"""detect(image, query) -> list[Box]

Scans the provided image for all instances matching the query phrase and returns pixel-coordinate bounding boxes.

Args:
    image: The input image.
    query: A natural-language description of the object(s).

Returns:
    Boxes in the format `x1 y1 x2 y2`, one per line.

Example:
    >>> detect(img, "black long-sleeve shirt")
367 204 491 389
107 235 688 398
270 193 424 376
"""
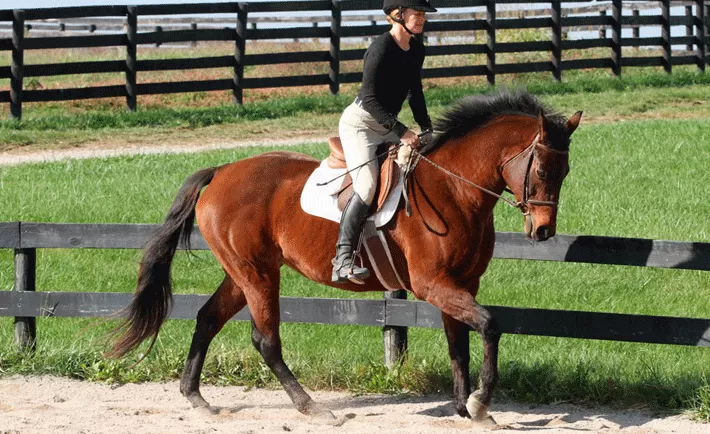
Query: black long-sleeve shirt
356 32 432 138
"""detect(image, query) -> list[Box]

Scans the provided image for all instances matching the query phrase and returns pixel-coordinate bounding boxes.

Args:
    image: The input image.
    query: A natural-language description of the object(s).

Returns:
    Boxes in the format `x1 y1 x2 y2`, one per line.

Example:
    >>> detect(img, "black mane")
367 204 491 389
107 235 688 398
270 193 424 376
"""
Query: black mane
431 89 569 150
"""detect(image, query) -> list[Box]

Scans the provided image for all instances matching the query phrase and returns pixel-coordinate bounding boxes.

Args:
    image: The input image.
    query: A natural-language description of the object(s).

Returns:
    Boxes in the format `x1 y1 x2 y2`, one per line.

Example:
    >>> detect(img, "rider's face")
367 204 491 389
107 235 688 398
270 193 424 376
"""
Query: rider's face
401 8 427 34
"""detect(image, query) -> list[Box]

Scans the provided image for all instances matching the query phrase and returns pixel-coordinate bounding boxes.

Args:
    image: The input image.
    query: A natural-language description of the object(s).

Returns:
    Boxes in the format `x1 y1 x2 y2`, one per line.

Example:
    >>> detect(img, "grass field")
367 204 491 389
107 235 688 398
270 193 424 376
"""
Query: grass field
1 82 709 419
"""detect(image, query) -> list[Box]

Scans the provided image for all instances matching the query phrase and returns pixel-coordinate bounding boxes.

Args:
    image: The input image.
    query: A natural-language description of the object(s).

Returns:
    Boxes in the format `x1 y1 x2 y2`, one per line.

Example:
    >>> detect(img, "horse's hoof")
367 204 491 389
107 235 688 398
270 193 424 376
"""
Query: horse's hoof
466 392 496 427
185 392 210 409
191 405 218 416
305 402 337 423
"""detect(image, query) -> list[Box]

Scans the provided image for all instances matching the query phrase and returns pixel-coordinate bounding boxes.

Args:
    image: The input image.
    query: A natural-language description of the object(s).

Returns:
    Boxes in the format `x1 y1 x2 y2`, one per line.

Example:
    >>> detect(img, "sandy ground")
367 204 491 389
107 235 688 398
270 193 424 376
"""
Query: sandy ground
0 136 329 167
0 375 705 434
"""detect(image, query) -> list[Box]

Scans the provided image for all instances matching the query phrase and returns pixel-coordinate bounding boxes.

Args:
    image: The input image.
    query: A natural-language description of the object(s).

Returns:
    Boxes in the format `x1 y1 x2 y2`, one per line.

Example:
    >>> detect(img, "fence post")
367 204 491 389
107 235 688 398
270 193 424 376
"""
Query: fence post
632 9 640 42
329 0 341 95
154 25 163 47
10 9 24 120
191 22 198 47
686 6 693 51
486 1 495 86
696 0 705 72
234 2 248 105
661 0 671 73
126 6 137 112
383 290 407 368
14 248 37 353
611 0 622 77
599 10 607 39
551 0 562 81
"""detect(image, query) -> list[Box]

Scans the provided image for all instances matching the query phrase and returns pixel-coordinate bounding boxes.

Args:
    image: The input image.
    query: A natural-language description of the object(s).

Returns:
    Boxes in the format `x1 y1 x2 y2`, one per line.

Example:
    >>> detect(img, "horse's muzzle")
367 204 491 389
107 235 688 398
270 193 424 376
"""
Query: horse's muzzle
525 214 555 241
533 225 552 241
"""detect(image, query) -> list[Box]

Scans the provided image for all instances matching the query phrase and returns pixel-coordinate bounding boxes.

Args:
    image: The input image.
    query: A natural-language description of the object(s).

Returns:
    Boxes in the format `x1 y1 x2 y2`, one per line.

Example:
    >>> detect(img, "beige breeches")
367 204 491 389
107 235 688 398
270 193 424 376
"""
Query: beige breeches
338 102 401 206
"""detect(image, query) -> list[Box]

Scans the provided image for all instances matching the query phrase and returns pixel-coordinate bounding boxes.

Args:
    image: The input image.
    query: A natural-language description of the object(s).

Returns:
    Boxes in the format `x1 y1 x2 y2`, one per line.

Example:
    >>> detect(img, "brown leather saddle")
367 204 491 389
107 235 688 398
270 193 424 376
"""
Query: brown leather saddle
326 137 401 212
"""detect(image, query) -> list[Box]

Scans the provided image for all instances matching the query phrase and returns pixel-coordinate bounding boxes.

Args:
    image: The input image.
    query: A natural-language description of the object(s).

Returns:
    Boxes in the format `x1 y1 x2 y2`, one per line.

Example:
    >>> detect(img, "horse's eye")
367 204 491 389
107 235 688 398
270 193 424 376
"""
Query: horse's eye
536 169 547 179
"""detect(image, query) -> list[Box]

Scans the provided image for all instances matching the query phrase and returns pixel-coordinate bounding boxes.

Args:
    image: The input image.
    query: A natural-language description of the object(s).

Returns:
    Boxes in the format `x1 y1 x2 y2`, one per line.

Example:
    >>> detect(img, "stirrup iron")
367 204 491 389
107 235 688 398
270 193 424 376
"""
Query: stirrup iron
346 234 369 284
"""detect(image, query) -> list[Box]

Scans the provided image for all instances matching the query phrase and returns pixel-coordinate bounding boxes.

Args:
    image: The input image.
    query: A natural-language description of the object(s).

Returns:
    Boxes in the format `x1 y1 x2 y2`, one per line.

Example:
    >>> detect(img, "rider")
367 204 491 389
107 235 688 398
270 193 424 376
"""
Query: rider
332 0 436 284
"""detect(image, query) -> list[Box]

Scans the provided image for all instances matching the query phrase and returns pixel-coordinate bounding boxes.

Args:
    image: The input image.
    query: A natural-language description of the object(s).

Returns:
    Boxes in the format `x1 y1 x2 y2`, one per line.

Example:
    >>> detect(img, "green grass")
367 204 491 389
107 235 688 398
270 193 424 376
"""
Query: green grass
1 112 709 414
689 380 710 422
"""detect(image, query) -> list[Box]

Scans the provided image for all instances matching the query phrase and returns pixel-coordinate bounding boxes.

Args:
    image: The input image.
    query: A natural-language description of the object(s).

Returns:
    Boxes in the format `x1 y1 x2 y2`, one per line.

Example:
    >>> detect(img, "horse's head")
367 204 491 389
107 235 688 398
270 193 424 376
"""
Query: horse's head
502 110 582 241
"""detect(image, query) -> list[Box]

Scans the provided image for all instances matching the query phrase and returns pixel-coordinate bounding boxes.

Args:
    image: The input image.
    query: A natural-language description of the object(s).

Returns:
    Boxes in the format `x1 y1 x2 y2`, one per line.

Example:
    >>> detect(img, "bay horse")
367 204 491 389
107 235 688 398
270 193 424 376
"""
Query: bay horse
109 89 582 426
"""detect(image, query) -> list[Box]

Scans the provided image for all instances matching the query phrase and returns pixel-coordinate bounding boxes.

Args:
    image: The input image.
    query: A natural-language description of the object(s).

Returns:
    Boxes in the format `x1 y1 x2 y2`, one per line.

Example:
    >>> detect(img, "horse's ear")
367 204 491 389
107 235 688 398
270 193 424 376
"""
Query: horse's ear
566 111 583 135
537 110 546 140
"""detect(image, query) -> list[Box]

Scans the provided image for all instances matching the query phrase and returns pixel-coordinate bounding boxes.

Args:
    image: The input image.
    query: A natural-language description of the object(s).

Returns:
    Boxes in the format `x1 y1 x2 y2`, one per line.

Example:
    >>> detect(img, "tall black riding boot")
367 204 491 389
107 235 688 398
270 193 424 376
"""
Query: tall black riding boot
332 192 371 284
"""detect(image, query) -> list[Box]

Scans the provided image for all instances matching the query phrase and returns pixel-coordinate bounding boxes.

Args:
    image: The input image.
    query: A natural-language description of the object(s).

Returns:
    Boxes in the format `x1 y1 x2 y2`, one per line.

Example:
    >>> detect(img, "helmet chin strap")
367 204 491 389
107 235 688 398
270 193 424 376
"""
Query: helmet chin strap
392 7 416 35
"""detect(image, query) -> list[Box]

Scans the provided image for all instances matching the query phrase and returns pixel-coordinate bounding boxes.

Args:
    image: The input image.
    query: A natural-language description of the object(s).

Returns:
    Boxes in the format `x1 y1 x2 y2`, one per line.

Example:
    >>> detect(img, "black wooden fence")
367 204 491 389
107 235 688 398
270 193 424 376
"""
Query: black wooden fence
1 0 709 119
2 222 708 367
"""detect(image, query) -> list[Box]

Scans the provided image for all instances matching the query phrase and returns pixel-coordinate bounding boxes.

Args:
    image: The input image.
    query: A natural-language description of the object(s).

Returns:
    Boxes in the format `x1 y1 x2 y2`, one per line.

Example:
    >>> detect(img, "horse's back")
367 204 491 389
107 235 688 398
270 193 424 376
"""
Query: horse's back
196 150 318 247
200 149 316 205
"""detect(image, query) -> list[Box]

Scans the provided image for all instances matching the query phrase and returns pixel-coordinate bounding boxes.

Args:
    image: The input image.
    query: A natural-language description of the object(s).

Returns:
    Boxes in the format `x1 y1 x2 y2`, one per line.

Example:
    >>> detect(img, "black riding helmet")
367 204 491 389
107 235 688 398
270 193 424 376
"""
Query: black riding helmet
383 0 437 14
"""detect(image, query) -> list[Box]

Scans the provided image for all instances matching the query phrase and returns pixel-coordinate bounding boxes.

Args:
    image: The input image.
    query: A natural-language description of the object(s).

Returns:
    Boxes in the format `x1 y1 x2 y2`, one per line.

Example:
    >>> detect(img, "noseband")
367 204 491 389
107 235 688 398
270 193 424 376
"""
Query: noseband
412 133 567 216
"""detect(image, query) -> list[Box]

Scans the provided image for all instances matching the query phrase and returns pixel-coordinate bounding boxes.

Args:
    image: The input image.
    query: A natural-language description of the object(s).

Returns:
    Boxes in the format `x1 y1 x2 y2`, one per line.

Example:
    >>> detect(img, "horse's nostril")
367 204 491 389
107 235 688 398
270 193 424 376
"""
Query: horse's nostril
536 226 550 240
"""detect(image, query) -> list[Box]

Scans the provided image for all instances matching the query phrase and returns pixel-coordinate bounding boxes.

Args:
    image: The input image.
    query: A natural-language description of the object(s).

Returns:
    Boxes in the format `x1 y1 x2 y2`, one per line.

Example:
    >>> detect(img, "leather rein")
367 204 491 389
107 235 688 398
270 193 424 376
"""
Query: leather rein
409 133 567 216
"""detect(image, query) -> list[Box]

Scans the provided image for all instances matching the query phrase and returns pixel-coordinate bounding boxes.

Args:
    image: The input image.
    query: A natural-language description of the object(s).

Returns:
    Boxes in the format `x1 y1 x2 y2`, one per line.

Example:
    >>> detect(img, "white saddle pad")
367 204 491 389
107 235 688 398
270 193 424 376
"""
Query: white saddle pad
300 159 403 228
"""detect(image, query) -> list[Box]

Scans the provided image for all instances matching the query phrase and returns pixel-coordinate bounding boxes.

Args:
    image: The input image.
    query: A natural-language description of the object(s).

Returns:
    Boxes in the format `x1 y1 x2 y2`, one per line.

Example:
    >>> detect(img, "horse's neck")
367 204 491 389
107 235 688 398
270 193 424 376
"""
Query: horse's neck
425 118 535 214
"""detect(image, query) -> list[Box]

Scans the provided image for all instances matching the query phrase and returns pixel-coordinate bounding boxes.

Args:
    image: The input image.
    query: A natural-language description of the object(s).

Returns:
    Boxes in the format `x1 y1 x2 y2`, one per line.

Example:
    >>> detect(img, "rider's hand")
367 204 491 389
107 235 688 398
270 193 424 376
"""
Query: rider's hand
420 129 433 148
400 129 421 149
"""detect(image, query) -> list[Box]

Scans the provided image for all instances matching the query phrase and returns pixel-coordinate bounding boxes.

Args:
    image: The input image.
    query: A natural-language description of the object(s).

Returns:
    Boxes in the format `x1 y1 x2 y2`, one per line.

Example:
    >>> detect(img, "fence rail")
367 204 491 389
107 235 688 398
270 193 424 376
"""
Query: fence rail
2 222 709 364
1 0 710 118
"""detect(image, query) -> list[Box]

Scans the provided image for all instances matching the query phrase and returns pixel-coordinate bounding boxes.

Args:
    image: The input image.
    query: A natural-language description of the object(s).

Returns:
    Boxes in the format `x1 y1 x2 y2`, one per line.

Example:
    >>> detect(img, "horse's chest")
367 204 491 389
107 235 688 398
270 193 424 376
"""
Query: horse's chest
438 225 494 275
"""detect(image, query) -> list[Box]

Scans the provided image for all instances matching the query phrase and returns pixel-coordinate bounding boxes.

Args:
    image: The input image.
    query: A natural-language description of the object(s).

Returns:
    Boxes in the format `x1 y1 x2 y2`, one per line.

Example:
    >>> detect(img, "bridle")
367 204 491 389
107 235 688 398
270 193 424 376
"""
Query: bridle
500 134 568 212
411 133 567 216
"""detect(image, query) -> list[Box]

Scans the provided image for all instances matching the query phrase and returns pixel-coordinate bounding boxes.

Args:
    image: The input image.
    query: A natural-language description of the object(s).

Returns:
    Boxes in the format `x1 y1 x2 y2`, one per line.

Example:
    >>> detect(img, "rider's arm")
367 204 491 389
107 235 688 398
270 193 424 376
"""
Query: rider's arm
359 39 409 138
408 42 432 132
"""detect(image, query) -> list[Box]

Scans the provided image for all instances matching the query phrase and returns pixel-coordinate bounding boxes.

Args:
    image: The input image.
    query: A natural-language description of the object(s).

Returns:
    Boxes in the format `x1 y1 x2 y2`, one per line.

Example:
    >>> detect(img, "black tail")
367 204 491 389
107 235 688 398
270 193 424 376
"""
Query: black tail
108 166 219 359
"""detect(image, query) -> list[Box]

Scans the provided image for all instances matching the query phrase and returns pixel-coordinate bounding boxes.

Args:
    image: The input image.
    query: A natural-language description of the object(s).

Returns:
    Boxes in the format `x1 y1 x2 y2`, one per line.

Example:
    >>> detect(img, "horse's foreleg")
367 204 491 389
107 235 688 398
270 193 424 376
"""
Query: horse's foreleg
464 301 500 426
180 275 247 408
248 290 337 421
427 289 500 426
441 313 471 418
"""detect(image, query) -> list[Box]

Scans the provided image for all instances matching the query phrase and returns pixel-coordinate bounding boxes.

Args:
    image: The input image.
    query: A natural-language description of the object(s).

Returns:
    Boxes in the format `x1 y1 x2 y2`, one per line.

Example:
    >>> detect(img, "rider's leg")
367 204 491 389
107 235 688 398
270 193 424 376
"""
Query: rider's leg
332 104 377 283
333 103 401 284
333 105 376 283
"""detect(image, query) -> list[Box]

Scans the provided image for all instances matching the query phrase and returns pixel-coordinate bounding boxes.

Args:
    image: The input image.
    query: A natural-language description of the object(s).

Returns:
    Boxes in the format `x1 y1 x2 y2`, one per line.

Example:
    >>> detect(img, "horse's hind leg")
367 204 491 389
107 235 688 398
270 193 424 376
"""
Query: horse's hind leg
246 278 336 421
180 274 247 408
